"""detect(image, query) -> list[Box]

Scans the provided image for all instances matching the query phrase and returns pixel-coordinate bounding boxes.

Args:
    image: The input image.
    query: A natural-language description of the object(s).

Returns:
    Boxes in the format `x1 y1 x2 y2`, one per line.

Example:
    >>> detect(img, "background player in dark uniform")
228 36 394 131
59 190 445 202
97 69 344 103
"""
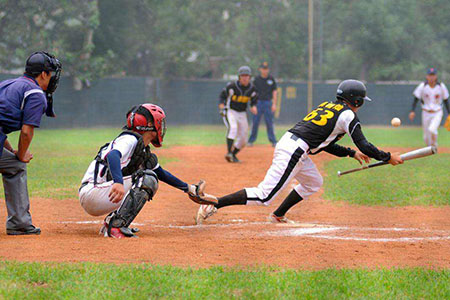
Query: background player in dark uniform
197 79 403 224
248 62 278 147
219 66 258 162
0 51 61 235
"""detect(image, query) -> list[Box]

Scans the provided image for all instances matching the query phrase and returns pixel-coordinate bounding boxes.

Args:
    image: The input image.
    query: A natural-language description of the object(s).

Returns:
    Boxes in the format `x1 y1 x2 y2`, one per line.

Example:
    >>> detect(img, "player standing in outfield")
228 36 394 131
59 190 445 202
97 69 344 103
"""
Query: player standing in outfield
409 68 450 147
196 80 403 224
0 52 61 235
79 104 214 238
248 62 278 147
219 66 258 163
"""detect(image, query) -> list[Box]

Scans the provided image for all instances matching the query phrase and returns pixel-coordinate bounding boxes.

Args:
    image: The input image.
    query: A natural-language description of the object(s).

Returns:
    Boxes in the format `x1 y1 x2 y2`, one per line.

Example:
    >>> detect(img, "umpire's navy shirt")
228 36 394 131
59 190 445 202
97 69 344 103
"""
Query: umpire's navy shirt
253 75 277 101
0 74 47 155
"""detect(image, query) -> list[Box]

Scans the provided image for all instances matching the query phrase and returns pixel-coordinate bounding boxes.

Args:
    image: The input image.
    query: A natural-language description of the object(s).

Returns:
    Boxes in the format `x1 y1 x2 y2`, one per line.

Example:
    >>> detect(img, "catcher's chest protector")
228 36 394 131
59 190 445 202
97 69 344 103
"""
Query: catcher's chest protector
94 130 152 184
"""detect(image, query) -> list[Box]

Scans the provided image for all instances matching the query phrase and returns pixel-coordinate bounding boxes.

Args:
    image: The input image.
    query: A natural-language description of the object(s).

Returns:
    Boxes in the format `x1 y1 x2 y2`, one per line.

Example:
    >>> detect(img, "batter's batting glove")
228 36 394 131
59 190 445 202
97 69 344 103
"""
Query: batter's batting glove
187 180 218 205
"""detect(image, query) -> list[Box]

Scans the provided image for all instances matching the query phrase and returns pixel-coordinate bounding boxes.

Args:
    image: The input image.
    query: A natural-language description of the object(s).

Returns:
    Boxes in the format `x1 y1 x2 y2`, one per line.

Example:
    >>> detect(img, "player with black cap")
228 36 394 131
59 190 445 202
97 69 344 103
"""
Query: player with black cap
0 51 61 235
196 79 403 225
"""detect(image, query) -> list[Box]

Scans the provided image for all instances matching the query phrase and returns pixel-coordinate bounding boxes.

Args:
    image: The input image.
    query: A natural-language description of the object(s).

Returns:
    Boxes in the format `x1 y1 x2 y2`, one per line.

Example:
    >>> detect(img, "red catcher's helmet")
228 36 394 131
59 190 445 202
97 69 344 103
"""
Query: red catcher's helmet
126 103 166 147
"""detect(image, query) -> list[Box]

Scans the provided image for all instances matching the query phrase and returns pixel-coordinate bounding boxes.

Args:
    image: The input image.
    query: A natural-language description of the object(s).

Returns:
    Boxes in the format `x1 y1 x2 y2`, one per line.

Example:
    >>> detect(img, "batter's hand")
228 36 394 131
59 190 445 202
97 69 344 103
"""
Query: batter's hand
250 106 257 115
388 152 403 166
409 111 415 121
271 103 277 113
109 183 125 203
353 151 370 165
17 150 33 163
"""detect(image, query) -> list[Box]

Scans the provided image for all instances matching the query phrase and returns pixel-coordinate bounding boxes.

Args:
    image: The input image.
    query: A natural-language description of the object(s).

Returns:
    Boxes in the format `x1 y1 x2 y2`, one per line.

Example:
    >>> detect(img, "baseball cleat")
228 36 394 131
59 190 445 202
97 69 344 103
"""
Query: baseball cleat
196 204 217 225
225 153 233 162
232 155 241 163
268 213 296 224
100 222 138 238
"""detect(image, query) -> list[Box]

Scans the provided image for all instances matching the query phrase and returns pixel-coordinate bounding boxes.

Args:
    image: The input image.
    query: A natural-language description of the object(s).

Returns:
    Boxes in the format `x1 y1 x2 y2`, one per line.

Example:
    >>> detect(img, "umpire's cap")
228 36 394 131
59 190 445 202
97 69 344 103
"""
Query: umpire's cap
336 79 371 108
238 66 252 76
25 51 61 76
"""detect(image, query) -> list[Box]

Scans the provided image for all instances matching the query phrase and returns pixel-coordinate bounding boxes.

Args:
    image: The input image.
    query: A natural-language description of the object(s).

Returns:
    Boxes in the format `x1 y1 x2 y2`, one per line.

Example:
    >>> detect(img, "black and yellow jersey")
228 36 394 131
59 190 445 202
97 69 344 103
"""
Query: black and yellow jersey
289 101 391 161
219 81 258 112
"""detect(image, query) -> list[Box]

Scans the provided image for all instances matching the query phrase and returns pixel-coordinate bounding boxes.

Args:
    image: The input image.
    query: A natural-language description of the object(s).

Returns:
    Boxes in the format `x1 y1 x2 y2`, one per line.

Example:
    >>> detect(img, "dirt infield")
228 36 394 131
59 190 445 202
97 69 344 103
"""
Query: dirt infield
0 145 449 269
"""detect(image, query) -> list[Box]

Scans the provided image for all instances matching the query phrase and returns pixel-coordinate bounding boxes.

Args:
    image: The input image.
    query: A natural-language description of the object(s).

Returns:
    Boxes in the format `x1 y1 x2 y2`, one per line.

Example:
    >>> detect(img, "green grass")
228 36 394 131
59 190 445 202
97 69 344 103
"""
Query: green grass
323 153 450 206
0 261 448 299
2 125 449 201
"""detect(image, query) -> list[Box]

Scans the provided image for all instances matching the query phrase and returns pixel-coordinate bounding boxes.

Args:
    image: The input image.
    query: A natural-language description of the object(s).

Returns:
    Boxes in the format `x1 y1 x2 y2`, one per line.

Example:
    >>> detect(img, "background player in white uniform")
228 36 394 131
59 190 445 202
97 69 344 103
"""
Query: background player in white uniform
197 80 403 224
79 103 211 238
409 68 450 147
219 66 258 163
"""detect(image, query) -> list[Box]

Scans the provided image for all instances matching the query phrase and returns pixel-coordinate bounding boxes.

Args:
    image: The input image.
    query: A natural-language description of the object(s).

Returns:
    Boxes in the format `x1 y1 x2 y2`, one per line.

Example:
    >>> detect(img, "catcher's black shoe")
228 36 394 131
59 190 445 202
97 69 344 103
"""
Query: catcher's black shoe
7 225 41 235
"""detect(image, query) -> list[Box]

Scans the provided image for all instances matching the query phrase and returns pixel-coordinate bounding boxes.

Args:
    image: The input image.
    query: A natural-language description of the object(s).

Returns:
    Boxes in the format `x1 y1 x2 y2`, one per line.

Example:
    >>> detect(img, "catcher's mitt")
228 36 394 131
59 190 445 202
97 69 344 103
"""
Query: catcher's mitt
444 115 450 131
187 180 218 205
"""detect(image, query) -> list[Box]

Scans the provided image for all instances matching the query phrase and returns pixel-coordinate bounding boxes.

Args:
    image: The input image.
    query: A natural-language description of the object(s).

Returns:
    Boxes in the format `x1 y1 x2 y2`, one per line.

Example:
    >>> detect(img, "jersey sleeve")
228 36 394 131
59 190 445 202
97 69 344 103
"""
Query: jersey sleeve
22 90 46 127
250 87 258 106
413 83 424 99
350 124 391 161
441 83 449 100
272 77 278 90
106 135 138 161
219 82 233 105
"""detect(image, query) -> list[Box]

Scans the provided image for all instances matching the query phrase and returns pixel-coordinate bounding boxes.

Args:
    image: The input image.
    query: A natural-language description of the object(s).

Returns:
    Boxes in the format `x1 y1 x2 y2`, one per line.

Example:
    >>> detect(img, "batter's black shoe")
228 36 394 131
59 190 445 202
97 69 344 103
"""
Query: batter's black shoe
7 225 41 236
232 155 241 163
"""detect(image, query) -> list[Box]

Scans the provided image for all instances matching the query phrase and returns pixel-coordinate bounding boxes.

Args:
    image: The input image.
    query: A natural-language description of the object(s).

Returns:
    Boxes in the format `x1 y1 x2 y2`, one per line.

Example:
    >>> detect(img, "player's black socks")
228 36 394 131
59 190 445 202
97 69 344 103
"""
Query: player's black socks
273 190 303 217
227 138 234 153
215 189 247 209
232 147 240 155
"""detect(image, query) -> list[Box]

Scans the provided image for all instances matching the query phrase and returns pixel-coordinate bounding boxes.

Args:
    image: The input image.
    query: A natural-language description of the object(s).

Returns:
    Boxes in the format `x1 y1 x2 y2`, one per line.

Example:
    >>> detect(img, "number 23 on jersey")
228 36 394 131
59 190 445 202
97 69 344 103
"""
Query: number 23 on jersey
303 102 344 126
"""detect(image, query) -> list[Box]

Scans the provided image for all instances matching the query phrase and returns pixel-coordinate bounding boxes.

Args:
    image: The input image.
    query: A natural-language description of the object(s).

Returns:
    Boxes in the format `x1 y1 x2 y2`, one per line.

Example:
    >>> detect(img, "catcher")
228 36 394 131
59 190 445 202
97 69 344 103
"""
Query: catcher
78 103 216 238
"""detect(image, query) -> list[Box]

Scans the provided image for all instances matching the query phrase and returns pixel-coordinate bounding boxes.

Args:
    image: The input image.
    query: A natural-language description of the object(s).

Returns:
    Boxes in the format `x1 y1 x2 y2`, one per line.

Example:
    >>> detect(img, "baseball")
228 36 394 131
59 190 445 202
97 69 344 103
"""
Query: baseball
391 117 401 127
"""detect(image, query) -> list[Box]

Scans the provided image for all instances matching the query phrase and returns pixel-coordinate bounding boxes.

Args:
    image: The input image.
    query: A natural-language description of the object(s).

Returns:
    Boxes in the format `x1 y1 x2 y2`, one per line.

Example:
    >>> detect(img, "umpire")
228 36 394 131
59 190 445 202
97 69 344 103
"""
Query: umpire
248 62 278 147
0 51 61 235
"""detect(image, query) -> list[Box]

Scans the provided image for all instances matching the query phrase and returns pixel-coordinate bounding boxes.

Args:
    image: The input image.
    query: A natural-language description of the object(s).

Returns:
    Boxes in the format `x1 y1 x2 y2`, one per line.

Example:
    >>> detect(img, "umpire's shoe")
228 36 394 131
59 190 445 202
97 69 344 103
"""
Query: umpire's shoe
7 225 41 235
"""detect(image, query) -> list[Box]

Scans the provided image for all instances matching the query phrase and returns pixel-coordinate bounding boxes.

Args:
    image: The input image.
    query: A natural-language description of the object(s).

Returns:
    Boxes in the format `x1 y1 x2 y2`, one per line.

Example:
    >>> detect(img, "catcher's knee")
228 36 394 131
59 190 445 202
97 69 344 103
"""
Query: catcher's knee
132 169 159 199
107 169 158 230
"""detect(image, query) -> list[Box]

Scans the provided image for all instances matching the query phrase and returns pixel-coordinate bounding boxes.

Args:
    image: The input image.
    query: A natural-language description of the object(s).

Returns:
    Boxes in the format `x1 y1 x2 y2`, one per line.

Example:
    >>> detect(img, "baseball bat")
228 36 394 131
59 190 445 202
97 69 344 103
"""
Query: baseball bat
337 146 437 177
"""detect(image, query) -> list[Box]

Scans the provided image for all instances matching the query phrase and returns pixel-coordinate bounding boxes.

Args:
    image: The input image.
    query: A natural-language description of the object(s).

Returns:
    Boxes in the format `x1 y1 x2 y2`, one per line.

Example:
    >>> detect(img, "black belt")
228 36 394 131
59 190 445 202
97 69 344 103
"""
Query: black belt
79 181 89 192
290 133 311 154
290 134 300 141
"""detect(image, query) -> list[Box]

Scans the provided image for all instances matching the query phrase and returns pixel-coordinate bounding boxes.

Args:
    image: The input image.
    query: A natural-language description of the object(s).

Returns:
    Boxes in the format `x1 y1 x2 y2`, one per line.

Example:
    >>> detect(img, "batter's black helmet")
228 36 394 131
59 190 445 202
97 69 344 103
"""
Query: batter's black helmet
336 79 371 107
238 66 251 76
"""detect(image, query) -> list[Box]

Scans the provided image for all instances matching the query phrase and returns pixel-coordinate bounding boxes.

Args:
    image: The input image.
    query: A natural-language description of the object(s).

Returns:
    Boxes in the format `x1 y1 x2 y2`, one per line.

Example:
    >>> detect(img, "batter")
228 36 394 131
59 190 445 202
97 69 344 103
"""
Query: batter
197 80 403 224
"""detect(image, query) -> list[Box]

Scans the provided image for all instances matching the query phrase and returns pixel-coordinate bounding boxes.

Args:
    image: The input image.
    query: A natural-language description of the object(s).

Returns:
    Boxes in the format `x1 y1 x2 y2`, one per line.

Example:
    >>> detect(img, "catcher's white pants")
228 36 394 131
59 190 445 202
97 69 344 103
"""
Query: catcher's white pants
422 109 443 147
223 109 249 150
78 176 133 216
245 132 323 206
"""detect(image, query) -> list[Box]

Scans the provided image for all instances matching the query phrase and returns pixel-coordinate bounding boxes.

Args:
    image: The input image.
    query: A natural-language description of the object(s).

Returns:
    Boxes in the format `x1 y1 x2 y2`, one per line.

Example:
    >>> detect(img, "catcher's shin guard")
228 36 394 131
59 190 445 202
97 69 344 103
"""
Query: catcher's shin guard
107 170 158 236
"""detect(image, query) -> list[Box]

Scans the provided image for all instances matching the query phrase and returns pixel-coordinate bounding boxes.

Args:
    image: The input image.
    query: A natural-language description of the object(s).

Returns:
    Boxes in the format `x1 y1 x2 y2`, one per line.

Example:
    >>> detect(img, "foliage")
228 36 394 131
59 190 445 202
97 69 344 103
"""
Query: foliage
1 0 449 81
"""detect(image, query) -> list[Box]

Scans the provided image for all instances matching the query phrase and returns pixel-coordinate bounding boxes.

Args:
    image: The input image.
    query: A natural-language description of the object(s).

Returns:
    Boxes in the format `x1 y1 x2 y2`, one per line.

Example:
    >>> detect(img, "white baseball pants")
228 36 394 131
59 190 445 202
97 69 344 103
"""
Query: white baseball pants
422 109 443 147
245 132 323 206
78 176 133 216
223 109 249 150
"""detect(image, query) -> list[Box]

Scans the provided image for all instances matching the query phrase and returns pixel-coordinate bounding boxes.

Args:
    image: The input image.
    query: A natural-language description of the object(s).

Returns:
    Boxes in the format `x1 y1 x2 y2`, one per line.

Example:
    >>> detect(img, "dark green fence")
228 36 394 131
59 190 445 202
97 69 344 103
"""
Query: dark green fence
0 74 432 128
